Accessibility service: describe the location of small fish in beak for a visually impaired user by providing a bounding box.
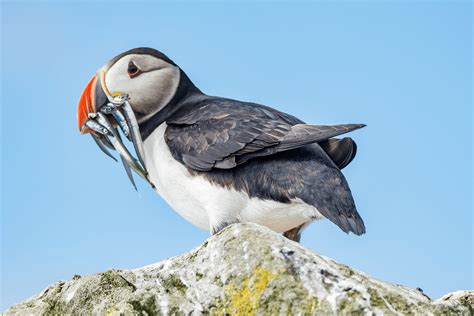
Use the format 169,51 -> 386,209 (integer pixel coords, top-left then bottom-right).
90,134 -> 117,162
77,73 -> 152,189
116,96 -> 148,170
84,116 -> 108,135
100,103 -> 131,140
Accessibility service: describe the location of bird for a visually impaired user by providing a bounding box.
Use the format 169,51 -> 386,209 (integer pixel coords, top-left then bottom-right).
77,47 -> 366,242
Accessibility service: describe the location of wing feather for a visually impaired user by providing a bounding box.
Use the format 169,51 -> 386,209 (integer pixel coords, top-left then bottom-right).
165,99 -> 365,171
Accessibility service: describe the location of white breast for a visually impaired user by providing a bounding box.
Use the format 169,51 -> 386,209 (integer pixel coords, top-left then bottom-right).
143,123 -> 322,233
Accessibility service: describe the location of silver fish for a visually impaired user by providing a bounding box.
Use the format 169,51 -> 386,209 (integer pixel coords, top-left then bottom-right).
100,103 -> 131,140
91,133 -> 117,162
84,119 -> 108,135
95,112 -> 148,181
120,155 -> 137,190
112,109 -> 131,140
121,99 -> 147,170
99,103 -> 116,114
114,128 -> 137,190
110,94 -> 129,105
97,133 -> 114,150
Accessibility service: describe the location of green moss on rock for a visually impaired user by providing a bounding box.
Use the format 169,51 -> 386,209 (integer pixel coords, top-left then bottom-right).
128,294 -> 159,315
161,274 -> 187,294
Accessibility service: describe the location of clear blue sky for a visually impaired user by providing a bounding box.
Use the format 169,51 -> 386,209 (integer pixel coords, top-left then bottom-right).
1,1 -> 472,311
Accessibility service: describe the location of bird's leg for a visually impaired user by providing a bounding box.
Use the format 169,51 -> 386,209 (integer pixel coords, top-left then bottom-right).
210,221 -> 238,235
283,223 -> 309,243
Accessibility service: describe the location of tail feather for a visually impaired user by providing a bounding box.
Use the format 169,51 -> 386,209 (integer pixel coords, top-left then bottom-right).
292,152 -> 366,236
319,137 -> 358,170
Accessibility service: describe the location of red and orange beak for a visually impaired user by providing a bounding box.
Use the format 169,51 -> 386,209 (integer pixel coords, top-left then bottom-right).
77,71 -> 110,133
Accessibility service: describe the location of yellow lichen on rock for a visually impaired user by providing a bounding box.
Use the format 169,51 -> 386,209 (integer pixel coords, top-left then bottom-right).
105,306 -> 118,316
223,266 -> 284,315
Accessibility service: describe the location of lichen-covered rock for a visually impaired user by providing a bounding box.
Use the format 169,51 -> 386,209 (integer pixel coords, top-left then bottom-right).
4,223 -> 473,315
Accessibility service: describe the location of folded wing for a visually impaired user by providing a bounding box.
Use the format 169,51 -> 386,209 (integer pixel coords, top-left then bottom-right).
165,99 -> 365,172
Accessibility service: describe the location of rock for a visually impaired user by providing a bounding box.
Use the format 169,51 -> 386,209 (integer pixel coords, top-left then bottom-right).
4,223 -> 473,315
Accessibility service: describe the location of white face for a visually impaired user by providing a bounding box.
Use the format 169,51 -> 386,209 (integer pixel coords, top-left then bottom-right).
104,54 -> 180,122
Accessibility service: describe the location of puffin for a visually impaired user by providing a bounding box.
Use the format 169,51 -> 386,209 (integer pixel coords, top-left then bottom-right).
77,47 -> 366,242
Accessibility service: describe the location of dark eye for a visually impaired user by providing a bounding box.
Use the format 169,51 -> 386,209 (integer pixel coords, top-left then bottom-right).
127,61 -> 141,78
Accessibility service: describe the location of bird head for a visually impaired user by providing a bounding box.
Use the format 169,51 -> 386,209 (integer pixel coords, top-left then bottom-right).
77,48 -> 181,133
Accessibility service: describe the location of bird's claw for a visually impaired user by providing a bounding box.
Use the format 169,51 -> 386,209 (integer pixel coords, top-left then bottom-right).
83,95 -> 152,189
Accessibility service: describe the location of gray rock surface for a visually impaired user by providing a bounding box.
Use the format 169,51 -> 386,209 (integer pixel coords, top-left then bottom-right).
4,223 -> 473,315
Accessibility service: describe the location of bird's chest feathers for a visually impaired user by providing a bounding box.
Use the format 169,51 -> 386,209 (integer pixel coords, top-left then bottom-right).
143,123 -> 212,230
143,123 -> 313,233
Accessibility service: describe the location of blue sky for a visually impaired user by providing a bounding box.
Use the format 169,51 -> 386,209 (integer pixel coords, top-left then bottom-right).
1,1 -> 472,311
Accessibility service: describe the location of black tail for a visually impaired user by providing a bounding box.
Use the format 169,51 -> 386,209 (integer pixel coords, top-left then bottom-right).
294,155 -> 366,235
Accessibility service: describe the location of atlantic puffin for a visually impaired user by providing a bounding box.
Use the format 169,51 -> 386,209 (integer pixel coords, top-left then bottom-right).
77,47 -> 366,242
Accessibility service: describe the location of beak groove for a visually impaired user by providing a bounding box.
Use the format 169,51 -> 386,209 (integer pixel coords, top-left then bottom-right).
77,72 -> 109,133
77,75 -> 98,133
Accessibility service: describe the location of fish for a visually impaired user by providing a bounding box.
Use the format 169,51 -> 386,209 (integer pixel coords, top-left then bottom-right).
82,94 -> 154,189
100,103 -> 131,140
120,99 -> 147,171
95,112 -> 148,181
91,133 -> 117,162
84,119 -> 108,135
115,128 -> 137,191
112,109 -> 131,140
